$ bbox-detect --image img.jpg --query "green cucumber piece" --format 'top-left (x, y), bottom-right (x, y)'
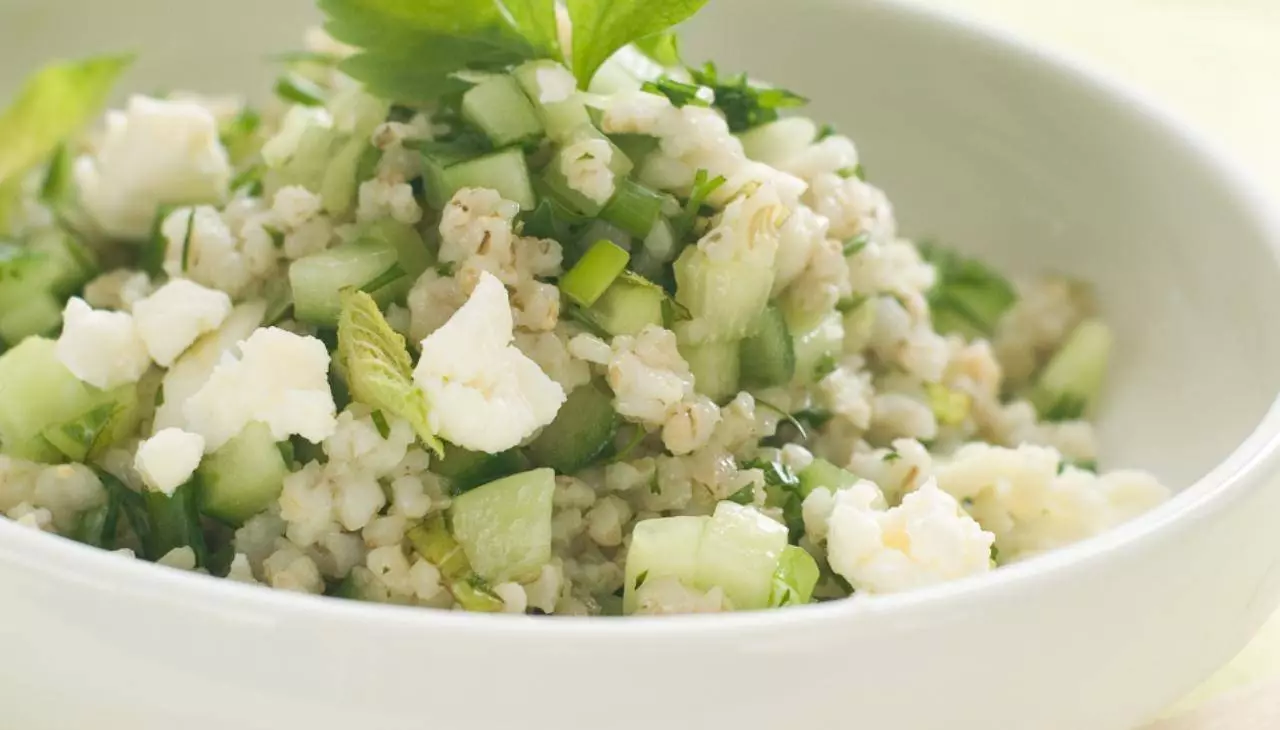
top-left (561, 240), bottom-right (629, 307)
top-left (360, 219), bottom-right (435, 303)
top-left (787, 309), bottom-right (845, 385)
top-left (797, 458), bottom-right (859, 498)
top-left (289, 236), bottom-right (400, 326)
top-left (769, 545), bottom-right (820, 607)
top-left (738, 118), bottom-right (818, 167)
top-left (624, 515), bottom-right (707, 614)
top-left (449, 468), bottom-right (555, 584)
top-left (41, 385), bottom-right (140, 462)
top-left (0, 291), bottom-right (61, 344)
top-left (0, 337), bottom-right (138, 463)
top-left (198, 421), bottom-right (290, 525)
top-left (525, 380), bottom-right (619, 473)
top-left (432, 444), bottom-right (529, 494)
top-left (695, 502), bottom-right (788, 611)
top-left (512, 61), bottom-right (592, 142)
top-left (591, 274), bottom-right (665, 336)
top-left (144, 481), bottom-right (207, 565)
top-left (423, 147), bottom-right (536, 211)
top-left (1030, 318), bottom-right (1113, 422)
top-left (674, 244), bottom-right (775, 343)
top-left (681, 340), bottom-right (741, 404)
top-left (610, 134), bottom-right (659, 171)
top-left (739, 305), bottom-right (795, 388)
top-left (462, 74), bottom-right (544, 147)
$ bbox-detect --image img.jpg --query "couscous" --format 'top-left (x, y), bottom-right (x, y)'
top-left (0, 0), bottom-right (1168, 615)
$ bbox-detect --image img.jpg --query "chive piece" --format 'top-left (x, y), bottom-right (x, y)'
top-left (673, 168), bottom-right (726, 242)
top-left (599, 179), bottom-right (665, 238)
top-left (727, 484), bottom-right (756, 505)
top-left (230, 163), bottom-right (266, 197)
top-left (370, 410), bottom-right (391, 439)
top-left (274, 73), bottom-right (327, 107)
top-left (561, 240), bottom-right (630, 307)
top-left (842, 232), bottom-right (870, 258)
top-left (754, 397), bottom-right (810, 441)
top-left (179, 209), bottom-right (196, 273)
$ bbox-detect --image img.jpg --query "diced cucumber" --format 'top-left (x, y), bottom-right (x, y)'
top-left (797, 458), bottom-right (859, 498)
top-left (525, 380), bottom-right (619, 473)
top-left (841, 297), bottom-right (878, 354)
top-left (0, 290), bottom-right (61, 344)
top-left (1030, 318), bottom-right (1113, 422)
top-left (154, 301), bottom-right (266, 432)
top-left (359, 219), bottom-right (435, 303)
top-left (624, 515), bottom-right (707, 614)
top-left (673, 245), bottom-right (775, 343)
top-left (449, 468), bottom-right (555, 584)
top-left (681, 340), bottom-right (741, 404)
top-left (739, 305), bottom-right (795, 388)
top-left (738, 118), bottom-right (818, 167)
top-left (573, 219), bottom-right (632, 255)
top-left (290, 236), bottom-right (400, 326)
top-left (512, 61), bottom-right (593, 142)
top-left (0, 337), bottom-right (138, 463)
top-left (27, 228), bottom-right (99, 296)
top-left (591, 274), bottom-right (665, 336)
top-left (600, 179), bottom-right (665, 238)
top-left (407, 515), bottom-right (505, 612)
top-left (561, 240), bottom-right (630, 307)
top-left (198, 421), bottom-right (289, 525)
top-left (41, 385), bottom-right (140, 462)
top-left (695, 502), bottom-right (788, 611)
top-left (641, 217), bottom-right (677, 263)
top-left (769, 545), bottom-right (820, 607)
top-left (423, 147), bottom-right (536, 211)
top-left (432, 444), bottom-right (529, 494)
top-left (788, 309), bottom-right (845, 385)
top-left (320, 134), bottom-right (370, 218)
top-left (462, 74), bottom-right (544, 147)
top-left (279, 123), bottom-right (338, 191)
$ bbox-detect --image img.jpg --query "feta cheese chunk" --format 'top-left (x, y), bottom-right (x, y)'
top-left (559, 137), bottom-right (616, 205)
top-left (135, 428), bottom-right (206, 495)
top-left (55, 298), bottom-right (152, 389)
top-left (132, 279), bottom-right (233, 367)
top-left (823, 478), bottom-right (994, 594)
top-left (413, 272), bottom-right (565, 453)
top-left (184, 327), bottom-right (337, 451)
top-left (76, 95), bottom-right (231, 239)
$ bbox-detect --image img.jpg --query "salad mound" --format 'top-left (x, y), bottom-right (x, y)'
top-left (0, 0), bottom-right (1168, 615)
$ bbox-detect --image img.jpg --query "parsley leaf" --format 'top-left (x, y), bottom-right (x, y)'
top-left (641, 78), bottom-right (711, 108)
top-left (687, 62), bottom-right (807, 133)
top-left (320, 0), bottom-right (558, 104)
top-left (566, 0), bottom-right (710, 88)
top-left (919, 241), bottom-right (1018, 339)
top-left (726, 483), bottom-right (757, 505)
top-left (672, 168), bottom-right (726, 242)
top-left (634, 30), bottom-right (683, 67)
top-left (742, 456), bottom-right (805, 543)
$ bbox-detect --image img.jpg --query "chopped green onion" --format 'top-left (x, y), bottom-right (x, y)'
top-left (274, 73), bottom-right (327, 107)
top-left (229, 163), bottom-right (266, 197)
top-left (599, 179), bottom-right (665, 238)
top-left (561, 240), bottom-right (630, 307)
top-left (359, 262), bottom-right (407, 295)
top-left (673, 168), bottom-right (726, 242)
top-left (219, 107), bottom-right (262, 164)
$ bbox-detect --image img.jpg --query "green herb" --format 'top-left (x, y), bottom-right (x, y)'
top-left (813, 352), bottom-right (839, 379)
top-left (633, 29), bottom-right (683, 67)
top-left (743, 456), bottom-right (805, 543)
top-left (919, 241), bottom-right (1018, 339)
top-left (1039, 392), bottom-right (1087, 422)
top-left (566, 0), bottom-right (710, 88)
top-left (276, 440), bottom-right (296, 466)
top-left (39, 143), bottom-right (73, 208)
top-left (270, 50), bottom-right (345, 66)
top-left (407, 514), bottom-right (505, 612)
top-left (842, 232), bottom-right (870, 258)
top-left (687, 62), bottom-right (807, 133)
top-left (837, 164), bottom-right (865, 180)
top-left (265, 226), bottom-right (286, 249)
top-left (611, 425), bottom-right (649, 463)
top-left (336, 289), bottom-right (445, 457)
top-left (229, 163), bottom-right (266, 197)
top-left (726, 483), bottom-right (756, 505)
top-left (816, 123), bottom-right (837, 141)
top-left (990, 544), bottom-right (1000, 563)
top-left (641, 78), bottom-right (709, 108)
top-left (520, 198), bottom-right (582, 242)
top-left (0, 54), bottom-right (134, 233)
top-left (370, 409), bottom-right (391, 439)
top-left (319, 0), bottom-right (559, 104)
top-left (755, 397), bottom-right (812, 441)
top-left (360, 263), bottom-right (408, 294)
top-left (143, 481), bottom-right (209, 567)
top-left (274, 72), bottom-right (329, 107)
top-left (835, 296), bottom-right (865, 314)
top-left (178, 208), bottom-right (196, 273)
top-left (634, 569), bottom-right (650, 590)
top-left (882, 449), bottom-right (901, 463)
top-left (1058, 458), bottom-right (1098, 474)
top-left (672, 168), bottom-right (726, 242)
top-left (564, 302), bottom-right (611, 339)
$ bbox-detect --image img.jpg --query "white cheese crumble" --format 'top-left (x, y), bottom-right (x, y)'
top-left (134, 428), bottom-right (206, 496)
top-left (131, 279), bottom-right (233, 367)
top-left (76, 95), bottom-right (231, 239)
top-left (55, 298), bottom-right (152, 389)
top-left (183, 327), bottom-right (337, 451)
top-left (559, 137), bottom-right (616, 205)
top-left (413, 271), bottom-right (566, 453)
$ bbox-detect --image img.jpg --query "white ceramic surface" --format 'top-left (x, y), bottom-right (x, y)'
top-left (3, 1), bottom-right (1280, 729)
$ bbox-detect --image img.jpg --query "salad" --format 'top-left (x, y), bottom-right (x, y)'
top-left (0, 0), bottom-right (1169, 615)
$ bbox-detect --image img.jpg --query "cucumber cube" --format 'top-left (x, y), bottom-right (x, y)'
top-left (739, 305), bottom-right (795, 388)
top-left (525, 381), bottom-right (619, 473)
top-left (289, 236), bottom-right (400, 326)
top-left (797, 458), bottom-right (859, 498)
top-left (591, 276), bottom-right (665, 336)
top-left (695, 502), bottom-right (788, 611)
top-left (424, 147), bottom-right (537, 212)
top-left (624, 515), bottom-right (707, 614)
top-left (199, 421), bottom-right (290, 525)
top-left (681, 340), bottom-right (741, 404)
top-left (462, 74), bottom-right (544, 147)
top-left (787, 309), bottom-right (845, 385)
top-left (450, 468), bottom-right (555, 583)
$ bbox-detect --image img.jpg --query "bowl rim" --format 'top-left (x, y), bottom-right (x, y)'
top-left (4, 0), bottom-right (1280, 640)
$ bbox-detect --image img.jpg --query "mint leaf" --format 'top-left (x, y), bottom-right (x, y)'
top-left (320, 0), bottom-right (557, 104)
top-left (0, 54), bottom-right (133, 232)
top-left (566, 0), bottom-right (710, 88)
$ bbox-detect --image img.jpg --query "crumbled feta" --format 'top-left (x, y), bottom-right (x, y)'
top-left (162, 206), bottom-right (254, 297)
top-left (356, 178), bottom-right (422, 225)
top-left (132, 279), bottom-right (233, 367)
top-left (823, 478), bottom-right (994, 594)
top-left (76, 95), bottom-right (231, 239)
top-left (55, 298), bottom-right (152, 389)
top-left (82, 269), bottom-right (153, 311)
top-left (271, 185), bottom-right (324, 229)
top-left (134, 428), bottom-right (206, 496)
top-left (559, 137), bottom-right (616, 205)
top-left (184, 327), bottom-right (337, 451)
top-left (413, 271), bottom-right (566, 453)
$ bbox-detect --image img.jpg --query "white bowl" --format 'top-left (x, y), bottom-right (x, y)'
top-left (3, 1), bottom-right (1280, 728)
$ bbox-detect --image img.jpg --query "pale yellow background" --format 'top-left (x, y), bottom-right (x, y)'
top-left (919, 0), bottom-right (1280, 725)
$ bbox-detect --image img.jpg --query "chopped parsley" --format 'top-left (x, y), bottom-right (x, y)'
top-left (634, 569), bottom-right (650, 590)
top-left (641, 78), bottom-right (711, 108)
top-left (687, 62), bottom-right (808, 132)
top-left (842, 232), bottom-right (870, 258)
top-left (743, 456), bottom-right (805, 542)
top-left (726, 483), bottom-right (757, 505)
top-left (882, 449), bottom-right (901, 463)
top-left (919, 241), bottom-right (1018, 339)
